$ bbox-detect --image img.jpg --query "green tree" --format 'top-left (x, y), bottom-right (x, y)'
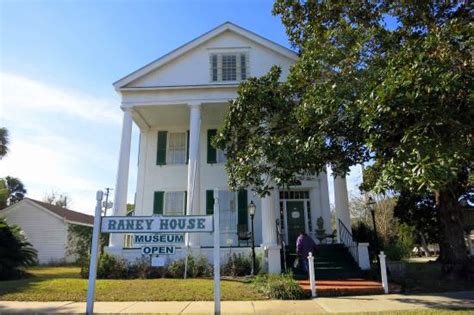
top-left (0, 218), bottom-right (38, 279)
top-left (394, 191), bottom-right (439, 254)
top-left (0, 128), bottom-right (8, 159)
top-left (4, 176), bottom-right (26, 205)
top-left (216, 1), bottom-right (472, 276)
top-left (0, 179), bottom-right (8, 210)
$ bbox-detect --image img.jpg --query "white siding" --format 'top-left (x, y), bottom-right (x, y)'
top-left (2, 202), bottom-right (69, 264)
top-left (126, 30), bottom-right (294, 88)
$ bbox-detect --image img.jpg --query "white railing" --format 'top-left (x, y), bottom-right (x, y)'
top-left (338, 219), bottom-right (359, 263)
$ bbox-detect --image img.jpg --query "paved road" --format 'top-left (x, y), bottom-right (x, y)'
top-left (0, 291), bottom-right (473, 314)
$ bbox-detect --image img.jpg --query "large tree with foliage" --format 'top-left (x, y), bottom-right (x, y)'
top-left (215, 1), bottom-right (472, 276)
top-left (4, 176), bottom-right (26, 205)
top-left (0, 128), bottom-right (8, 159)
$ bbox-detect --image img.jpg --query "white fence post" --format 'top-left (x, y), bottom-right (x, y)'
top-left (86, 190), bottom-right (104, 315)
top-left (213, 188), bottom-right (220, 315)
top-left (308, 252), bottom-right (316, 297)
top-left (379, 251), bottom-right (389, 294)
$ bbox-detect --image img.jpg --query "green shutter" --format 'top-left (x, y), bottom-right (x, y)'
top-left (237, 190), bottom-right (248, 230)
top-left (184, 191), bottom-right (187, 214)
top-left (153, 191), bottom-right (164, 215)
top-left (186, 130), bottom-right (190, 164)
top-left (156, 131), bottom-right (167, 165)
top-left (206, 190), bottom-right (214, 215)
top-left (207, 129), bottom-right (217, 164)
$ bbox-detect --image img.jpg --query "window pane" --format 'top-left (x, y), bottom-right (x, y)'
top-left (222, 55), bottom-right (237, 81)
top-left (218, 191), bottom-right (237, 232)
top-left (168, 132), bottom-right (186, 164)
top-left (212, 55), bottom-right (218, 81)
top-left (216, 148), bottom-right (227, 163)
top-left (165, 192), bottom-right (185, 216)
top-left (240, 54), bottom-right (246, 80)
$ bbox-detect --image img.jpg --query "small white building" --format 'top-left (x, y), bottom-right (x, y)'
top-left (1, 198), bottom-right (94, 264)
top-left (108, 22), bottom-right (365, 273)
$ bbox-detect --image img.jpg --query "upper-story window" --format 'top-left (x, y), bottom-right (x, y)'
top-left (167, 132), bottom-right (187, 164)
top-left (156, 131), bottom-right (189, 165)
top-left (210, 53), bottom-right (248, 82)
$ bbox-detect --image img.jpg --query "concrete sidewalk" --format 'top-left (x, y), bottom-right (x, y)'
top-left (0, 291), bottom-right (473, 314)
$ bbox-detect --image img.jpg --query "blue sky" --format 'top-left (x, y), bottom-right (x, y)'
top-left (0, 0), bottom-right (362, 214)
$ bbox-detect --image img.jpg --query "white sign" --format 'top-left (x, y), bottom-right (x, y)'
top-left (101, 215), bottom-right (213, 233)
top-left (151, 256), bottom-right (165, 267)
top-left (142, 245), bottom-right (176, 255)
top-left (134, 233), bottom-right (184, 245)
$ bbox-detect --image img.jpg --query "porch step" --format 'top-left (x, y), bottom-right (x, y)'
top-left (314, 244), bottom-right (363, 280)
top-left (298, 279), bottom-right (384, 296)
top-left (288, 244), bottom-right (364, 280)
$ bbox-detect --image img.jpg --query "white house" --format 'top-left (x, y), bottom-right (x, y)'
top-left (1, 198), bottom-right (94, 264)
top-left (108, 22), bottom-right (366, 273)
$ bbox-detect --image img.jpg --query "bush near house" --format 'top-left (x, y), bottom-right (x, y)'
top-left (81, 253), bottom-right (262, 279)
top-left (221, 253), bottom-right (260, 277)
top-left (253, 273), bottom-right (306, 300)
top-left (0, 218), bottom-right (38, 280)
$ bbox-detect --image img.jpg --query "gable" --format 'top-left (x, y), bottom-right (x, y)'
top-left (117, 23), bottom-right (296, 89)
top-left (0, 199), bottom-right (93, 226)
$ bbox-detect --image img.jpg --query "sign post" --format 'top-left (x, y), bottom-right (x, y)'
top-left (85, 192), bottom-right (217, 314)
top-left (213, 188), bottom-right (220, 315)
top-left (86, 190), bottom-right (103, 315)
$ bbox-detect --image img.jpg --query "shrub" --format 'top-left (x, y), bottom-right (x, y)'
top-left (81, 253), bottom-right (128, 279)
top-left (67, 225), bottom-right (109, 265)
top-left (0, 218), bottom-right (37, 280)
top-left (253, 273), bottom-right (306, 299)
top-left (221, 253), bottom-right (259, 277)
top-left (166, 257), bottom-right (186, 278)
top-left (385, 223), bottom-right (415, 261)
top-left (166, 254), bottom-right (212, 278)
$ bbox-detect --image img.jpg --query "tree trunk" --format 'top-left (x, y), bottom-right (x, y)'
top-left (419, 232), bottom-right (430, 257)
top-left (435, 187), bottom-right (469, 279)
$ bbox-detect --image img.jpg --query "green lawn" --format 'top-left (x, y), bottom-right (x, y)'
top-left (0, 266), bottom-right (266, 301)
top-left (392, 260), bottom-right (474, 293)
top-left (339, 312), bottom-right (474, 315)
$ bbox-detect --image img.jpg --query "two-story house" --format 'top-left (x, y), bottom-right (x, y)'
top-left (107, 22), bottom-right (363, 274)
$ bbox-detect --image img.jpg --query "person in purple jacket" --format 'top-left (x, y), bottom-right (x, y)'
top-left (296, 231), bottom-right (317, 275)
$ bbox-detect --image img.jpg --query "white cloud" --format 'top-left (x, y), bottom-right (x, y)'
top-left (0, 72), bottom-right (121, 124)
top-left (0, 73), bottom-right (138, 215)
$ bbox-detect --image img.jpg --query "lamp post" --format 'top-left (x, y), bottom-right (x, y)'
top-left (248, 201), bottom-right (257, 276)
top-left (367, 196), bottom-right (380, 268)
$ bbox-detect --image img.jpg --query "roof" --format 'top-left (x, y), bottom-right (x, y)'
top-left (113, 21), bottom-right (298, 90)
top-left (21, 198), bottom-right (94, 226)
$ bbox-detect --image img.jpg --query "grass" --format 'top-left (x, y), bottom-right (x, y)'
top-left (0, 266), bottom-right (266, 301)
top-left (338, 312), bottom-right (474, 315)
top-left (392, 259), bottom-right (474, 293)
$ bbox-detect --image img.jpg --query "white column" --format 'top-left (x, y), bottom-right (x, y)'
top-left (109, 110), bottom-right (133, 249)
top-left (261, 190), bottom-right (281, 273)
top-left (334, 174), bottom-right (352, 242)
top-left (319, 168), bottom-right (332, 234)
top-left (186, 102), bottom-right (201, 247)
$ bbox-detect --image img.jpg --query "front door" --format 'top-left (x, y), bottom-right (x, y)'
top-left (286, 201), bottom-right (306, 248)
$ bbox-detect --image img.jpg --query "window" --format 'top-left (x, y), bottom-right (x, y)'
top-left (207, 129), bottom-right (226, 164)
top-left (210, 53), bottom-right (248, 82)
top-left (167, 132), bottom-right (187, 164)
top-left (216, 148), bottom-right (227, 163)
top-left (164, 191), bottom-right (186, 216)
top-left (222, 55), bottom-right (237, 81)
top-left (218, 191), bottom-right (237, 232)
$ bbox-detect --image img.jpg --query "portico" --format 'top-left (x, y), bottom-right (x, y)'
top-left (107, 22), bottom-right (358, 274)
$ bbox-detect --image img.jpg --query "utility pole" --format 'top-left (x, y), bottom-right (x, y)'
top-left (103, 188), bottom-right (113, 216)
